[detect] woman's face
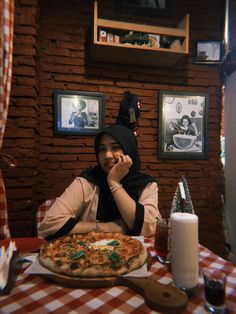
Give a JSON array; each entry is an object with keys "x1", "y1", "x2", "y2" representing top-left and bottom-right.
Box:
[
  {"x1": 182, "y1": 118, "x2": 189, "y2": 127},
  {"x1": 97, "y1": 134, "x2": 124, "y2": 173}
]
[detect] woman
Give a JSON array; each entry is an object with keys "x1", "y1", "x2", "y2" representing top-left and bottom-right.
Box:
[
  {"x1": 179, "y1": 115, "x2": 198, "y2": 136},
  {"x1": 69, "y1": 99, "x2": 88, "y2": 128},
  {"x1": 39, "y1": 125, "x2": 161, "y2": 240},
  {"x1": 166, "y1": 115, "x2": 198, "y2": 150}
]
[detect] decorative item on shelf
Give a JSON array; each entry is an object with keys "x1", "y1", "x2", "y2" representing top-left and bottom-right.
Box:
[
  {"x1": 120, "y1": 31, "x2": 149, "y2": 46},
  {"x1": 107, "y1": 33, "x2": 114, "y2": 43},
  {"x1": 116, "y1": 92, "x2": 141, "y2": 136},
  {"x1": 113, "y1": 35, "x2": 120, "y2": 44},
  {"x1": 99, "y1": 30, "x2": 120, "y2": 44},
  {"x1": 170, "y1": 39, "x2": 182, "y2": 51},
  {"x1": 159, "y1": 35, "x2": 172, "y2": 48},
  {"x1": 99, "y1": 29, "x2": 107, "y2": 42},
  {"x1": 148, "y1": 34, "x2": 160, "y2": 48}
]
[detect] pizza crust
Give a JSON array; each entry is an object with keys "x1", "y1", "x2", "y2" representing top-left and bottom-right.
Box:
[{"x1": 39, "y1": 232, "x2": 148, "y2": 277}]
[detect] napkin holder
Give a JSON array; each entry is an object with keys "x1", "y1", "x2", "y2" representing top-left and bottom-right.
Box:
[{"x1": 0, "y1": 250, "x2": 22, "y2": 295}]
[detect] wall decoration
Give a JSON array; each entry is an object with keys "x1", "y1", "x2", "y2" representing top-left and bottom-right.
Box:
[
  {"x1": 53, "y1": 90, "x2": 105, "y2": 135},
  {"x1": 194, "y1": 40, "x2": 223, "y2": 64},
  {"x1": 120, "y1": 0, "x2": 171, "y2": 17},
  {"x1": 158, "y1": 91, "x2": 209, "y2": 159}
]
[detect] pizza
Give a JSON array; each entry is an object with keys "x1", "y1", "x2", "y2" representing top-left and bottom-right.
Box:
[{"x1": 39, "y1": 231, "x2": 148, "y2": 277}]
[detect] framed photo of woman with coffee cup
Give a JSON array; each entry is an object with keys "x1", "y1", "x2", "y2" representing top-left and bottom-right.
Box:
[{"x1": 158, "y1": 90, "x2": 209, "y2": 159}]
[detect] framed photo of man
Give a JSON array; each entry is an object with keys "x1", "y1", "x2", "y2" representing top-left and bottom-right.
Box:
[
  {"x1": 53, "y1": 90, "x2": 105, "y2": 135},
  {"x1": 158, "y1": 90, "x2": 209, "y2": 159},
  {"x1": 120, "y1": 0, "x2": 171, "y2": 17},
  {"x1": 193, "y1": 40, "x2": 223, "y2": 64}
]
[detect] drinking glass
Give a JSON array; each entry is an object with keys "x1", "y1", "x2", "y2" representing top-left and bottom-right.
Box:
[
  {"x1": 203, "y1": 267, "x2": 226, "y2": 314},
  {"x1": 154, "y1": 220, "x2": 169, "y2": 262}
]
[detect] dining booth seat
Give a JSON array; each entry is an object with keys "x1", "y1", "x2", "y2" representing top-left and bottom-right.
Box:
[{"x1": 36, "y1": 199, "x2": 55, "y2": 235}]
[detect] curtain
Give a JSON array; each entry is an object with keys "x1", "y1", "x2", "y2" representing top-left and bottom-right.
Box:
[{"x1": 0, "y1": 0, "x2": 14, "y2": 239}]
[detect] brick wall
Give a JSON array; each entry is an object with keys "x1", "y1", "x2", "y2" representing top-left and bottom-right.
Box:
[
  {"x1": 2, "y1": 0, "x2": 226, "y2": 257},
  {"x1": 2, "y1": 0, "x2": 40, "y2": 236}
]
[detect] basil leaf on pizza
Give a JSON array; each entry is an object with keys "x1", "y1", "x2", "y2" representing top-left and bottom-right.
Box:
[
  {"x1": 107, "y1": 240, "x2": 119, "y2": 246},
  {"x1": 71, "y1": 250, "x2": 86, "y2": 259}
]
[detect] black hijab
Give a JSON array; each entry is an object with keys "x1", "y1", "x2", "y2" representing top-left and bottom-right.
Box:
[{"x1": 81, "y1": 125, "x2": 157, "y2": 234}]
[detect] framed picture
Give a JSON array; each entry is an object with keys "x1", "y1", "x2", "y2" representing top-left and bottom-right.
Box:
[
  {"x1": 194, "y1": 40, "x2": 223, "y2": 64},
  {"x1": 158, "y1": 90, "x2": 209, "y2": 159},
  {"x1": 53, "y1": 90, "x2": 105, "y2": 135},
  {"x1": 120, "y1": 0, "x2": 171, "y2": 17}
]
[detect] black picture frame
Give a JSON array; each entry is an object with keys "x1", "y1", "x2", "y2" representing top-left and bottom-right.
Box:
[
  {"x1": 120, "y1": 0, "x2": 171, "y2": 17},
  {"x1": 53, "y1": 90, "x2": 105, "y2": 135},
  {"x1": 158, "y1": 90, "x2": 209, "y2": 159},
  {"x1": 193, "y1": 40, "x2": 223, "y2": 64}
]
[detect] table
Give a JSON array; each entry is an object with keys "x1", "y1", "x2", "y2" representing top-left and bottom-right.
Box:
[{"x1": 0, "y1": 237, "x2": 236, "y2": 314}]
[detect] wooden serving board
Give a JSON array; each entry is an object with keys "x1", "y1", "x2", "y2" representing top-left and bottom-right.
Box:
[{"x1": 42, "y1": 273, "x2": 188, "y2": 313}]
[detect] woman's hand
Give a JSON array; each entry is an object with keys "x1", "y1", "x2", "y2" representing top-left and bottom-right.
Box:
[
  {"x1": 106, "y1": 154, "x2": 136, "y2": 231},
  {"x1": 107, "y1": 154, "x2": 132, "y2": 186},
  {"x1": 72, "y1": 220, "x2": 126, "y2": 234}
]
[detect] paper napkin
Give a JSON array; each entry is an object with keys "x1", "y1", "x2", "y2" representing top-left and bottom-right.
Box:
[{"x1": 0, "y1": 241, "x2": 17, "y2": 290}]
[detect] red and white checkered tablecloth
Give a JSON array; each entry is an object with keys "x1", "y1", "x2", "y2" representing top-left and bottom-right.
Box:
[{"x1": 0, "y1": 237, "x2": 236, "y2": 314}]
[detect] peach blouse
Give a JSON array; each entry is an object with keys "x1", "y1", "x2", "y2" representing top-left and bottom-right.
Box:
[{"x1": 38, "y1": 177, "x2": 160, "y2": 239}]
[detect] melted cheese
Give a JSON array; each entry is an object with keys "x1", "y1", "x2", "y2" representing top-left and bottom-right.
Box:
[{"x1": 89, "y1": 239, "x2": 118, "y2": 251}]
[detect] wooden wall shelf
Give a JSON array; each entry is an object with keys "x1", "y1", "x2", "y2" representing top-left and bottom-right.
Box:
[{"x1": 90, "y1": 0, "x2": 189, "y2": 68}]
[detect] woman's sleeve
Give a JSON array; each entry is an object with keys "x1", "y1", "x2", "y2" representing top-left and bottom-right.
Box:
[
  {"x1": 38, "y1": 178, "x2": 95, "y2": 239},
  {"x1": 138, "y1": 181, "x2": 161, "y2": 236}
]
